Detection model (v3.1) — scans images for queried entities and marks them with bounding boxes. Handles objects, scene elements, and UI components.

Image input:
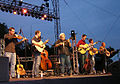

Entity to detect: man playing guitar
[31,30,49,78]
[88,39,97,74]
[76,34,87,73]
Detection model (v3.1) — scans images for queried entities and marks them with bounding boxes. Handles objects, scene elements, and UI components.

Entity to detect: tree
[0,22,8,38]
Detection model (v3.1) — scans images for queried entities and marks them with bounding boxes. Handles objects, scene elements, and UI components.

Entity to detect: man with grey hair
[55,33,72,77]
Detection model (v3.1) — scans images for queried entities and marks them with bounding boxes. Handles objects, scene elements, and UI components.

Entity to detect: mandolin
[99,46,110,57]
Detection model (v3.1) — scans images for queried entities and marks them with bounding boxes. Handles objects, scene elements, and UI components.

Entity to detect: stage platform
[0,74,120,84]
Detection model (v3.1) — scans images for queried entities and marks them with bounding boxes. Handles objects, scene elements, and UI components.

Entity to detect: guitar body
[17,64,26,75]
[40,50,52,71]
[17,55,26,75]
[78,44,90,54]
[35,41,46,52]
[89,48,98,56]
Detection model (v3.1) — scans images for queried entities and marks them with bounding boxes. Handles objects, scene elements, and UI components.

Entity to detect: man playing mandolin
[55,33,72,77]
[99,42,110,74]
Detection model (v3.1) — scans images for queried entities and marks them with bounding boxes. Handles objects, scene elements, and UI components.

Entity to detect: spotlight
[40,4,45,11]
[27,11,30,16]
[43,14,47,18]
[46,2,49,7]
[22,8,27,14]
[1,7,5,12]
[19,0,23,6]
[44,0,49,2]
[71,30,75,40]
[9,10,12,13]
[13,11,17,15]
[34,13,39,19]
[41,17,45,20]
[17,11,20,15]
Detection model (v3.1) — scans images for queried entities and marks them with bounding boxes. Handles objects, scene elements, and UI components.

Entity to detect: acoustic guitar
[17,55,26,75]
[35,39,49,52]
[78,41,99,54]
[89,48,98,56]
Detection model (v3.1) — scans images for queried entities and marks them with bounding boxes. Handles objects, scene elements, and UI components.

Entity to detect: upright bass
[34,39,52,71]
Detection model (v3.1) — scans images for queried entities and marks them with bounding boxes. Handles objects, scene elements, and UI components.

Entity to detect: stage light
[27,11,30,16]
[71,30,75,40]
[17,11,20,15]
[19,0,23,6]
[40,4,45,11]
[13,10,17,15]
[1,7,5,12]
[9,10,12,13]
[22,8,27,14]
[41,17,45,20]
[46,2,49,7]
[24,14,27,16]
[43,14,47,18]
[5,9,9,12]
[44,0,49,1]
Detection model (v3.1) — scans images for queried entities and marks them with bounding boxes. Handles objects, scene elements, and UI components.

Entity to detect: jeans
[32,53,41,77]
[89,55,95,73]
[5,52,16,77]
[81,54,87,69]
[60,54,72,74]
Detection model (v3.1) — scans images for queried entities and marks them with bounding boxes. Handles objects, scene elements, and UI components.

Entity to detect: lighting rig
[0,0,55,21]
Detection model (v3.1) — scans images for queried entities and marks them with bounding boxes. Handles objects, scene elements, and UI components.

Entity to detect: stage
[0,73,120,84]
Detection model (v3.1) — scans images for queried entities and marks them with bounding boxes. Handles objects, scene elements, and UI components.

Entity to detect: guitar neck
[17,55,21,65]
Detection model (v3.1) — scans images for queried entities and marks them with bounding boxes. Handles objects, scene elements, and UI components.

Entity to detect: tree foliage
[0,22,8,38]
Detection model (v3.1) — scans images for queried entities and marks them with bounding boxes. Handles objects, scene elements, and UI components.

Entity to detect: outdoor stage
[0,74,120,84]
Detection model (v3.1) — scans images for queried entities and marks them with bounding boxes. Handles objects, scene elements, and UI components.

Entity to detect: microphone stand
[20,29,28,75]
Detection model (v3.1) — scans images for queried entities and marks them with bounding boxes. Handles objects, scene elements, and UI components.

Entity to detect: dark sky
[0,0,120,50]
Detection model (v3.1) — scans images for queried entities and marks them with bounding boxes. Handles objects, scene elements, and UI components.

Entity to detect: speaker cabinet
[0,57,9,81]
[108,61,120,76]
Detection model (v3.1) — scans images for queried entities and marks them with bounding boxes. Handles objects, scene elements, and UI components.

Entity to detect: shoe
[35,75,40,78]
[11,77,16,79]
[60,74,64,77]
[89,72,94,75]
[103,69,106,74]
[93,70,96,74]
[69,73,72,76]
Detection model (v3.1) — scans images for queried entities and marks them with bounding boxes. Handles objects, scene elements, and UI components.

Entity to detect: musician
[31,30,42,78]
[55,33,72,77]
[99,42,110,74]
[76,34,87,73]
[88,39,96,74]
[4,27,26,78]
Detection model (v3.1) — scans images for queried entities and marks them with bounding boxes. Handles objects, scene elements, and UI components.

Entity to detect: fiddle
[99,46,110,56]
[13,34,28,41]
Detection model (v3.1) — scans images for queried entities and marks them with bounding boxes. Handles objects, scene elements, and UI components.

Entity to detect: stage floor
[10,73,112,82]
[1,73,120,84]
